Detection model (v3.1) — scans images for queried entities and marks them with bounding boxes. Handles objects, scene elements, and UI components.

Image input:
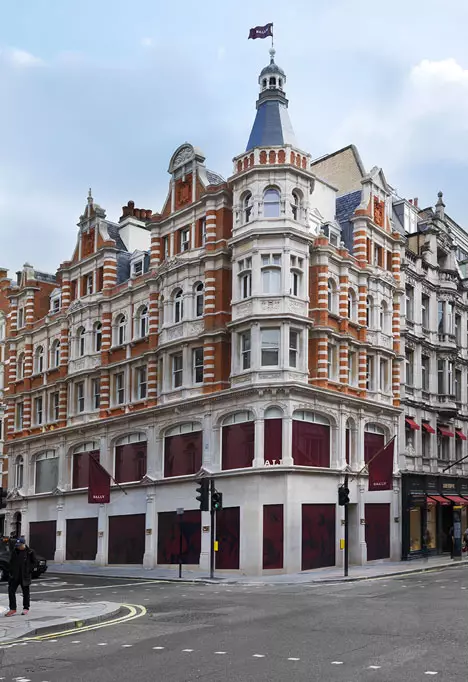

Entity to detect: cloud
[1,47,44,68]
[333,58,468,175]
[140,37,154,48]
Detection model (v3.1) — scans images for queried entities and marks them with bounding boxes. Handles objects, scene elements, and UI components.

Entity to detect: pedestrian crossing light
[211,490,223,512]
[338,485,350,506]
[195,478,210,511]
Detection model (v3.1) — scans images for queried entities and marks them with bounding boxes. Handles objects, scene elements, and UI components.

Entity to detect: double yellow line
[0,603,147,647]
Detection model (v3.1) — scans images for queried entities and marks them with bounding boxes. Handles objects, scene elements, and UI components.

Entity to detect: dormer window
[50,295,61,313]
[132,260,143,278]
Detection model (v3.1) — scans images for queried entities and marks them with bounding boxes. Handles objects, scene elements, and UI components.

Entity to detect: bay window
[261,328,280,366]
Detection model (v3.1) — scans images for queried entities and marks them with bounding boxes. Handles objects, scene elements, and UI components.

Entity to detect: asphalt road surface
[0,565,467,681]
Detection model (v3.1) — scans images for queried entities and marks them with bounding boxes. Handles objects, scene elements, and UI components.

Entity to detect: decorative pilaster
[339,341,348,385]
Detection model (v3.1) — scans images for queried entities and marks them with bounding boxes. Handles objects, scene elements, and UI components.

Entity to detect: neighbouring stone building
[6,48,461,575]
[0,268,10,535]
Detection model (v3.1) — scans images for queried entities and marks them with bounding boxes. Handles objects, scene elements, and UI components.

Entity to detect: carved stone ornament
[173,146,194,169]
[167,325,184,341]
[7,488,25,501]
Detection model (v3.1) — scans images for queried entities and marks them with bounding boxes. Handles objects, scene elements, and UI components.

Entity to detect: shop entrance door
[441,506,453,554]
[365,503,390,561]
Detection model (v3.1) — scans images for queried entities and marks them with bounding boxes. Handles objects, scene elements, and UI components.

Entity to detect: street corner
[0,598,142,646]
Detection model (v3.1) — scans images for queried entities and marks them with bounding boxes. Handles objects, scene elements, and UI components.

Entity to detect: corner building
[5,52,403,574]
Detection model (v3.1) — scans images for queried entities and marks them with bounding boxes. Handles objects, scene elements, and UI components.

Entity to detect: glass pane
[36,458,58,494]
[409,507,422,551]
[262,349,279,366]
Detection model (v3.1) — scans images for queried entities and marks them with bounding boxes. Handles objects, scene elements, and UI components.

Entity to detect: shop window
[164,424,202,477]
[115,435,147,483]
[264,407,283,462]
[292,411,330,468]
[72,443,99,489]
[222,412,255,470]
[35,450,58,494]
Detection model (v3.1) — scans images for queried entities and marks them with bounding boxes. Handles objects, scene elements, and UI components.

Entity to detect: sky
[2,0,468,275]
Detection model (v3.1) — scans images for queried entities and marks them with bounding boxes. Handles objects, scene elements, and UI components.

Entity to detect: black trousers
[8,578,30,610]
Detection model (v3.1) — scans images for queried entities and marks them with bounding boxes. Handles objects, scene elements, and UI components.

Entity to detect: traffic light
[211,490,223,512]
[0,487,7,509]
[338,485,350,506]
[195,478,209,511]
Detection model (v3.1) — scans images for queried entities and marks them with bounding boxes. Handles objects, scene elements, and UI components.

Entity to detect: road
[0,565,466,681]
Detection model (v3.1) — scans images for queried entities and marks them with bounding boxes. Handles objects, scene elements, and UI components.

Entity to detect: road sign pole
[176,508,184,579]
[210,478,215,580]
[344,473,349,578]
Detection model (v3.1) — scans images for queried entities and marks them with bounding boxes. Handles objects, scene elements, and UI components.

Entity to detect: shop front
[401,473,468,560]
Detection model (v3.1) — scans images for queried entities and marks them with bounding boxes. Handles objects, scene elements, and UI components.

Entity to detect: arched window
[17,352,25,379]
[345,417,356,466]
[136,305,148,338]
[264,407,283,463]
[291,190,302,220]
[72,442,99,490]
[262,78,267,88]
[114,433,147,484]
[159,296,165,326]
[77,327,86,357]
[164,422,203,478]
[348,289,357,320]
[34,345,44,374]
[269,76,276,87]
[366,296,373,328]
[222,411,255,471]
[35,450,58,494]
[242,192,252,224]
[328,279,337,313]
[174,290,183,323]
[195,283,204,318]
[292,410,330,468]
[15,456,24,489]
[263,188,281,218]
[380,300,388,332]
[94,322,102,352]
[51,339,60,368]
[115,314,127,346]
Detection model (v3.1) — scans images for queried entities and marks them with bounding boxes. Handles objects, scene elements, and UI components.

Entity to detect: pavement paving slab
[47,554,467,584]
[0,597,121,644]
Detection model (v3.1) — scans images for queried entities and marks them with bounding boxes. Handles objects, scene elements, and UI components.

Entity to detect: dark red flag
[88,453,110,504]
[367,439,394,491]
[248,23,273,40]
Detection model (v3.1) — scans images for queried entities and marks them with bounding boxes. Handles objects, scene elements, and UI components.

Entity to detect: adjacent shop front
[401,473,468,559]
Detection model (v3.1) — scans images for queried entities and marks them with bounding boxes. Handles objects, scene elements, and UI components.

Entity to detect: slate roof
[106,222,127,252]
[246,100,296,151]
[335,190,362,253]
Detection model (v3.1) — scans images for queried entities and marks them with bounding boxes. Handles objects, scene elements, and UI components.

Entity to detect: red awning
[455,429,467,441]
[438,427,454,438]
[428,495,451,506]
[426,497,437,505]
[445,495,468,505]
[422,422,436,434]
[405,417,420,430]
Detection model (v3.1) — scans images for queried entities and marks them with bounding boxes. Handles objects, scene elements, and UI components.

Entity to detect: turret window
[291,190,302,220]
[263,188,281,218]
[261,254,282,295]
[242,192,252,223]
[77,327,86,357]
[238,258,252,299]
[195,283,204,317]
[174,290,184,323]
[269,77,276,87]
[94,322,102,351]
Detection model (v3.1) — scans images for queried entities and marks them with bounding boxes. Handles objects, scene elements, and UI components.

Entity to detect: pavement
[0,596,122,644]
[0,566,466,681]
[48,553,467,584]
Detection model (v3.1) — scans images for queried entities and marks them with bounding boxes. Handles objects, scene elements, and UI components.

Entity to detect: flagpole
[271,24,274,49]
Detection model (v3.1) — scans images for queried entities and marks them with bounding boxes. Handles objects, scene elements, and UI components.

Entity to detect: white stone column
[254,418,264,467]
[357,482,367,565]
[282,416,293,465]
[146,425,158,479]
[143,491,158,568]
[54,499,66,563]
[95,504,108,566]
[390,484,401,560]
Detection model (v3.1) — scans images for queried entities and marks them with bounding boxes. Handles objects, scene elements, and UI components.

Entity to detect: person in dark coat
[4,537,36,616]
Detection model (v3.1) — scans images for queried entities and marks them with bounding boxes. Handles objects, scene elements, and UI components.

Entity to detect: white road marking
[97,643,108,646]
[182,649,194,652]
[288,657,300,661]
[461,587,467,590]
[253,654,265,658]
[31,580,160,595]
[425,673,438,676]
[331,661,343,665]
[122,644,132,648]
[368,665,381,669]
[153,646,165,650]
[71,641,81,644]
[48,640,57,643]
[214,651,226,655]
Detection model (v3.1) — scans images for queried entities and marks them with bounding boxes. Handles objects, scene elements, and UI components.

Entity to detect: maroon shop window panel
[108,514,145,564]
[66,518,98,560]
[115,443,147,484]
[365,503,390,561]
[157,510,201,564]
[222,422,255,470]
[263,504,284,569]
[216,507,240,570]
[73,450,100,489]
[301,504,335,570]
[29,520,56,560]
[264,419,282,462]
[164,431,202,478]
[364,433,393,491]
[292,421,330,468]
